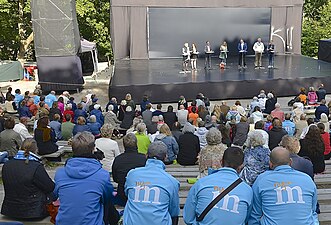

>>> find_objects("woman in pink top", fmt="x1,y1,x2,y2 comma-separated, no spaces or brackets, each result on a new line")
57,96,65,115
318,122,331,160
307,87,318,105
270,103,285,121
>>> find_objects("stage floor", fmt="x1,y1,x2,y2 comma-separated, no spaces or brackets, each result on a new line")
109,55,331,102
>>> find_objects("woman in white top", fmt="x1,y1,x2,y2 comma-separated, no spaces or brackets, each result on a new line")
250,106,264,124
190,43,199,70
95,123,120,173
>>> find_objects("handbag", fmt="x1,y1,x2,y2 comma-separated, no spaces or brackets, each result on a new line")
196,178,242,222
47,200,60,224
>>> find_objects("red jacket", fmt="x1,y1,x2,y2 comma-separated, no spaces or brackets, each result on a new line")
321,132,331,156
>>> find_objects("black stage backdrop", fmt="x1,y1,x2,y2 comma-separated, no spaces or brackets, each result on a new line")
318,39,331,63
148,8,271,58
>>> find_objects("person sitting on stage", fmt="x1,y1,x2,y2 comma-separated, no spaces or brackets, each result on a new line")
204,41,213,69
307,87,318,105
267,40,275,68
182,42,190,72
219,41,228,66
238,39,247,69
253,38,265,69
317,84,326,102
190,43,198,70
297,87,307,105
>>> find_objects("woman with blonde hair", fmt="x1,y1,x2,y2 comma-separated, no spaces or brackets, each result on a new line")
125,93,136,110
154,124,179,164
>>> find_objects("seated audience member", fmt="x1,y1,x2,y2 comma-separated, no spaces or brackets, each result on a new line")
147,115,159,134
63,104,74,122
37,102,50,119
267,118,288,150
163,105,177,128
95,124,120,172
45,91,57,109
140,95,150,113
250,106,264,124
258,90,267,111
249,147,318,225
88,115,101,138
120,106,135,129
320,113,330,133
315,99,329,122
118,100,127,121
57,97,65,114
316,84,326,102
232,116,249,147
124,141,180,225
280,135,314,179
270,103,284,121
240,131,270,186
177,104,188,126
307,87,318,105
178,95,188,110
154,124,179,165
4,95,17,114
73,116,92,136
14,89,23,108
249,97,259,116
235,100,246,117
245,120,269,149
152,103,163,117
184,147,252,225
74,103,88,123
171,122,182,143
198,128,227,178
5,87,14,101
90,104,104,125
104,104,121,127
297,87,308,105
300,118,315,139
198,105,209,121
0,117,22,158
13,117,33,141
125,93,135,111
112,133,146,204
177,123,200,166
34,116,58,156
264,92,276,114
68,97,77,112
27,98,38,116
54,132,119,225
187,100,197,114
317,123,331,160
212,104,226,124
264,115,273,131
61,114,75,141
188,107,199,126
106,97,119,114
226,106,241,124
299,125,325,173
282,113,296,136
194,120,208,149
293,96,304,111
18,100,32,118
49,101,62,121
218,124,232,147
1,138,55,219
142,103,153,126
49,114,63,140
295,114,307,138
292,104,304,123
135,123,151,155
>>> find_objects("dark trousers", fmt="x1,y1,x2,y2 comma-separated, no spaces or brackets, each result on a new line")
238,52,246,66
205,54,212,68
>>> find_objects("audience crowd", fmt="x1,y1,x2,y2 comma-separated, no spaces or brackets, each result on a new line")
0,84,329,224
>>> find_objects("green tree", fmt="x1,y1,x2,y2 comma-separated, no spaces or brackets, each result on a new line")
76,0,111,61
302,0,331,57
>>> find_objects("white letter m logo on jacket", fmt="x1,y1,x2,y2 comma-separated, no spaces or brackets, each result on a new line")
274,186,305,205
133,186,161,204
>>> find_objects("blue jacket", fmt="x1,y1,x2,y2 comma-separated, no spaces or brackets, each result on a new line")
124,159,180,225
282,120,296,136
45,94,57,108
184,167,253,225
34,96,40,105
87,122,101,136
49,120,63,140
54,157,113,225
72,124,92,136
154,134,179,162
74,109,88,123
90,109,104,125
248,165,317,225
14,94,23,108
238,42,248,52
68,100,77,112
315,104,329,121
18,105,32,118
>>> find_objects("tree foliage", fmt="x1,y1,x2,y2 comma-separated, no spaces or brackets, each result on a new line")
302,0,331,57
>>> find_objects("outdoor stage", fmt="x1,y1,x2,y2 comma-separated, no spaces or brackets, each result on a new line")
109,54,331,103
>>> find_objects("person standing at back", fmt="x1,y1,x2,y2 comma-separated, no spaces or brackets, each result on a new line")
124,141,180,225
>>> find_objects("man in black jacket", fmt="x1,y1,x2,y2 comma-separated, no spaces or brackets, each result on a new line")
267,118,288,150
112,133,146,204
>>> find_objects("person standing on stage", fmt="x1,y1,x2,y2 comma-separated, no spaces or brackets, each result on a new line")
191,43,199,70
238,39,248,69
182,42,190,72
204,41,213,69
267,40,275,68
219,41,228,65
253,38,265,69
